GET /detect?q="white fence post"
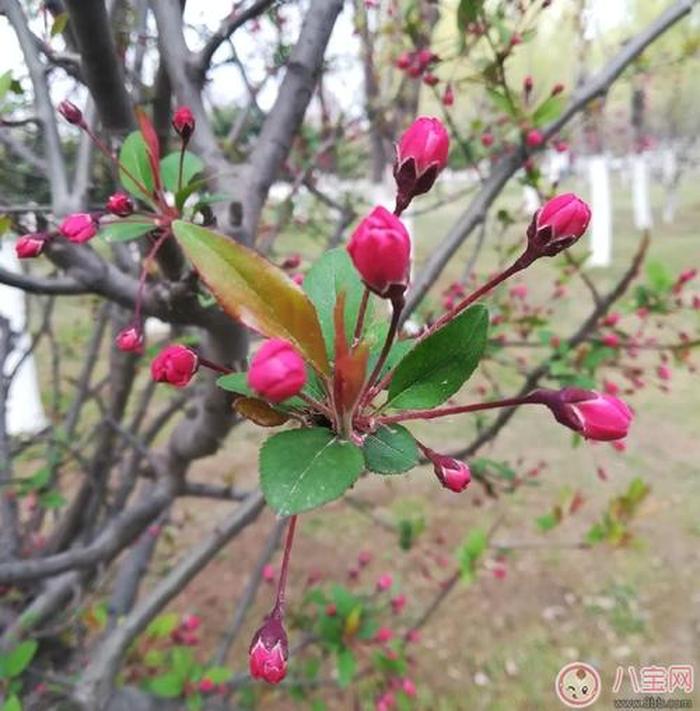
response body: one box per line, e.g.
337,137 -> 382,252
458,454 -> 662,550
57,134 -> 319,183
587,155 -> 612,267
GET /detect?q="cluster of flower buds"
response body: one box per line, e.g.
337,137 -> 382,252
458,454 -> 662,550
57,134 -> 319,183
395,48 -> 440,85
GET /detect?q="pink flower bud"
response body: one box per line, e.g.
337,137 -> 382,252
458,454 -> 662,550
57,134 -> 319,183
525,129 -> 543,148
150,345 -> 199,387
172,106 -> 195,142
375,627 -> 393,643
198,678 -> 216,694
602,333 -> 620,348
58,100 -> 85,127
554,140 -> 569,153
181,614 -> 201,632
396,52 -> 411,70
280,253 -> 301,270
657,364 -> 671,381
602,312 -> 620,327
523,75 -> 533,93
262,564 -> 276,583
347,206 -> 411,297
481,132 -> 494,148
326,603 -> 337,616
402,678 -> 417,697
247,338 -> 306,403
106,192 -> 134,217
394,116 -> 449,210
528,193 -> 591,258
422,72 -> 439,87
551,82 -> 565,96
533,388 -> 632,441
432,455 -> 471,493
15,234 -> 46,259
249,615 -> 288,685
391,594 -> 406,614
116,326 -> 144,354
358,550 -> 372,567
59,213 -> 98,244
376,573 -> 392,591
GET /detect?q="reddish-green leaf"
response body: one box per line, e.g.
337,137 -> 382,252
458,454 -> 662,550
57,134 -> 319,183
136,108 -> 162,192
172,221 -> 330,376
333,292 -> 368,416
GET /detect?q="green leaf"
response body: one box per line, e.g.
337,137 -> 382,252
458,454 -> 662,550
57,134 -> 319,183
145,612 -> 179,639
535,512 -> 560,532
260,428 -> 364,515
150,673 -> 184,698
487,87 -> 517,118
457,0 -> 483,30
387,305 -> 488,410
336,648 -> 356,688
216,372 -> 252,396
171,647 -> 193,678
50,12 -> 69,36
202,667 -> 232,684
532,95 -> 565,127
118,131 -> 155,202
160,151 -> 204,194
1,695 -> 21,711
39,490 -> 65,509
303,248 -> 371,357
172,221 -> 330,376
186,694 -> 202,711
362,425 -> 418,475
457,527 -> 487,582
0,640 -> 37,678
99,221 -> 156,243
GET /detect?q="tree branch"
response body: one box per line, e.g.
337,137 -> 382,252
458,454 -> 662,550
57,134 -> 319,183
403,0 -> 697,317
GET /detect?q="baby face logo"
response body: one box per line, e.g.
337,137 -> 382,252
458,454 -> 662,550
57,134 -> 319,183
555,662 -> 602,707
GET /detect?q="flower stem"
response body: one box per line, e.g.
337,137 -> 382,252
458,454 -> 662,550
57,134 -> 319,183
133,230 -> 170,325
198,357 -> 233,375
353,287 -> 370,344
362,292 -> 404,404
298,392 -> 333,418
378,394 -> 536,425
275,515 -> 298,614
177,143 -> 186,194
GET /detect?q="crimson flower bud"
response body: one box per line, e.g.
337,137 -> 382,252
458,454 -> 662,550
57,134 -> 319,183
15,233 -> 46,259
106,192 -> 134,217
554,140 -> 569,153
198,678 -> 215,694
59,213 -> 98,244
396,52 -> 411,70
402,678 -> 417,697
523,75 -> 533,93
375,627 -> 393,643
527,193 -> 591,258
442,83 -> 454,106
532,388 -> 632,441
151,344 -> 199,387
431,454 -> 471,492
58,100 -> 85,127
422,72 -> 439,87
347,206 -> 411,298
391,594 -> 406,614
280,253 -> 301,270
115,326 -> 144,354
393,116 -> 449,211
525,129 -> 544,148
181,614 -> 201,632
551,82 -> 565,96
376,573 -> 392,591
249,615 -> 288,685
172,106 -> 195,142
247,338 -> 306,403
481,132 -> 494,148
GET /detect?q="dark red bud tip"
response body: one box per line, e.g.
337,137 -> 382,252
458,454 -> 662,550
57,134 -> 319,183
347,206 -> 411,298
106,192 -> 134,217
15,233 -> 47,259
249,615 -> 288,685
393,116 -> 450,209
172,106 -> 195,142
247,338 -> 306,403
58,100 -> 85,127
525,129 -> 544,148
150,344 -> 199,387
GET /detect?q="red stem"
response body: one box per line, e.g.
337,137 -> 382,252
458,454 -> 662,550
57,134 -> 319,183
274,515 -> 298,614
198,357 -> 233,375
353,287 -> 370,344
133,230 -> 170,325
378,394 -> 535,425
177,143 -> 186,194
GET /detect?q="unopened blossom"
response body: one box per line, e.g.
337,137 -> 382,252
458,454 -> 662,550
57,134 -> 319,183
151,345 -> 199,387
247,338 -> 306,403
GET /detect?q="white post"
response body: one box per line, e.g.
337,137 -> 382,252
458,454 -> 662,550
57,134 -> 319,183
587,155 -> 612,268
0,241 -> 48,435
661,147 -> 678,224
632,153 -> 653,230
522,186 -> 540,214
